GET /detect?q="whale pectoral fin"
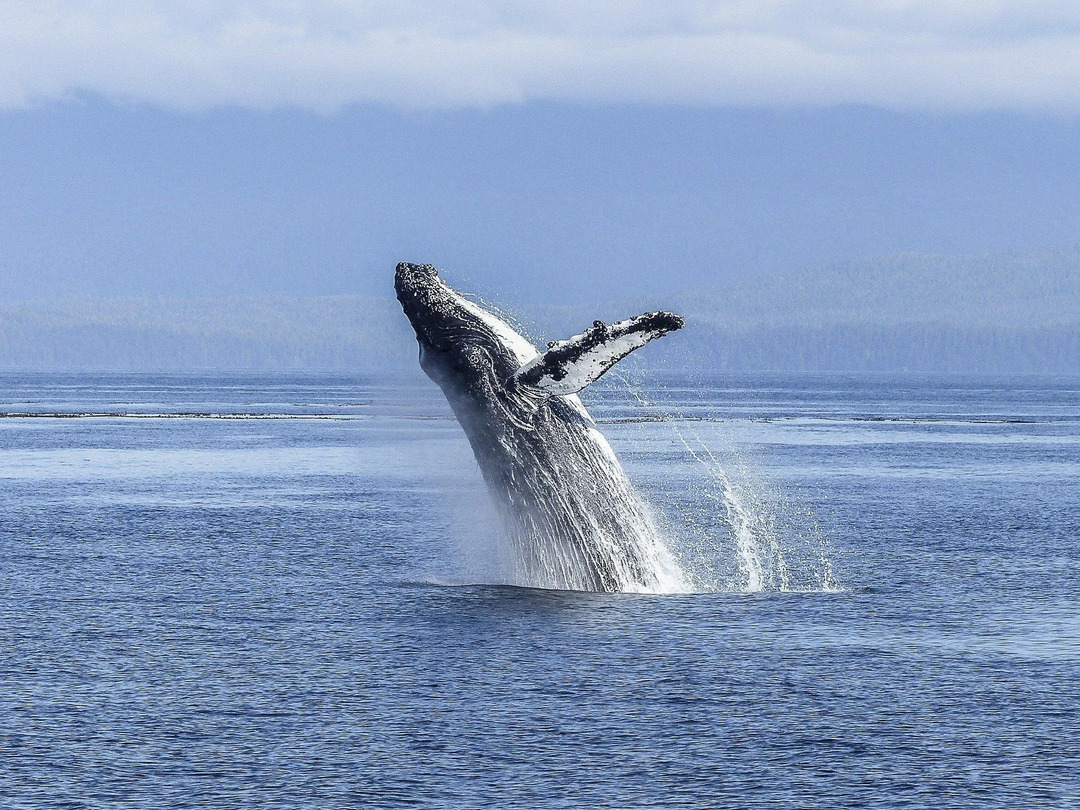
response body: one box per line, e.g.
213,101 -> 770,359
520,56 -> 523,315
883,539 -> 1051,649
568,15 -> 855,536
513,311 -> 684,395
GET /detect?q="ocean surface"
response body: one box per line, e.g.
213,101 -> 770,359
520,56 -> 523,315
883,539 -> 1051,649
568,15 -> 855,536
1,371 -> 1078,808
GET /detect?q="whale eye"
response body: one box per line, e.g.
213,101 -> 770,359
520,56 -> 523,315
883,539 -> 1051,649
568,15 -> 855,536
432,337 -> 454,353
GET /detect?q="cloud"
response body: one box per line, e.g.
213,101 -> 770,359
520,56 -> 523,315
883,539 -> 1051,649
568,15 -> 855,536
2,1 -> 1079,112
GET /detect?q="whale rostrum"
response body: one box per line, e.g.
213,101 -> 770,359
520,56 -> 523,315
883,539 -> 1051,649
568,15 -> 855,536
395,261 -> 686,592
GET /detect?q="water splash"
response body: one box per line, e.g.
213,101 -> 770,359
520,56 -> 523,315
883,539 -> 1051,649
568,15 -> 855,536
614,376 -> 840,594
492,413 -> 688,594
443,299 -> 688,594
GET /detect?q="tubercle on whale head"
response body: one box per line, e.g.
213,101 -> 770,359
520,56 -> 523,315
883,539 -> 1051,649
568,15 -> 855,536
395,262 -> 458,351
394,262 -> 440,320
394,261 -> 438,291
394,261 -> 528,391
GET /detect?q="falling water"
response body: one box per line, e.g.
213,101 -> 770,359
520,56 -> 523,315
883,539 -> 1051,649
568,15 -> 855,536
615,377 -> 840,593
491,410 -> 688,594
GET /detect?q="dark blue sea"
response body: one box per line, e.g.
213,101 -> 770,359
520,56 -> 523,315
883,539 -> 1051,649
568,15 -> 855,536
2,371 -> 1078,808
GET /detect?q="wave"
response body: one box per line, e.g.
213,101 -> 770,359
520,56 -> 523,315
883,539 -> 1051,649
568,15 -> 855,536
599,414 -> 1074,425
0,411 -> 363,420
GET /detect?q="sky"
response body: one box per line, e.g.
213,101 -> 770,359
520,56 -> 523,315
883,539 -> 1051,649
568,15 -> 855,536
1,1 -> 1078,305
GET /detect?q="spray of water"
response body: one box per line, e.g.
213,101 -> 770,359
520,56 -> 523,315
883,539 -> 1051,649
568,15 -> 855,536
613,375 -> 840,594
494,410 -> 688,594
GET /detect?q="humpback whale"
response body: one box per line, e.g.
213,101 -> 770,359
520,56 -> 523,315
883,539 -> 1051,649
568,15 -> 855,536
395,262 -> 685,592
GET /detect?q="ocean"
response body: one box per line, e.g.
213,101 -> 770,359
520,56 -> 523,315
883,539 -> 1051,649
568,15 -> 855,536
1,371 -> 1078,808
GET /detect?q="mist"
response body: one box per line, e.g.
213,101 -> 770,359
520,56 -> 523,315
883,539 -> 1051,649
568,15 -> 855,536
2,99 -> 1078,373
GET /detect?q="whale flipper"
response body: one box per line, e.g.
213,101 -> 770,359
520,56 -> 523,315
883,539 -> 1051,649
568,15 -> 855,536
514,311 -> 683,396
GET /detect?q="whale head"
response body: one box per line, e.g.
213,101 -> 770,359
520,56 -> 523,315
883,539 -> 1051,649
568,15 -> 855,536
395,262 -> 537,398
396,261 -> 684,417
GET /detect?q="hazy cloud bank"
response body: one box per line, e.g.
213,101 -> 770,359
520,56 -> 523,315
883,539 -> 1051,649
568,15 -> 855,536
3,1 -> 1080,111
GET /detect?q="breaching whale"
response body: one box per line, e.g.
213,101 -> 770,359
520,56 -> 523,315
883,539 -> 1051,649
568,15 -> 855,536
395,262 -> 685,592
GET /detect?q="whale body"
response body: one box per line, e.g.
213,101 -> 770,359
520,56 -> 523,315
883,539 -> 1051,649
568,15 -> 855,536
395,262 -> 685,592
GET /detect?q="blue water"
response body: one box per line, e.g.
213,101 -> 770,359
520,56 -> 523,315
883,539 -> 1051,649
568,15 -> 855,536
2,371 -> 1078,808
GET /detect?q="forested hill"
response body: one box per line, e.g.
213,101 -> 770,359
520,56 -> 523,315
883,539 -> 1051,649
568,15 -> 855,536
0,296 -> 415,372
3,251 -> 1078,373
670,250 -> 1080,329
659,250 -> 1080,372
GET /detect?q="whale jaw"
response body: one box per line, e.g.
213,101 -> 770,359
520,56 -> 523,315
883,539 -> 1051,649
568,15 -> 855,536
394,262 -> 454,350
394,261 -> 531,393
